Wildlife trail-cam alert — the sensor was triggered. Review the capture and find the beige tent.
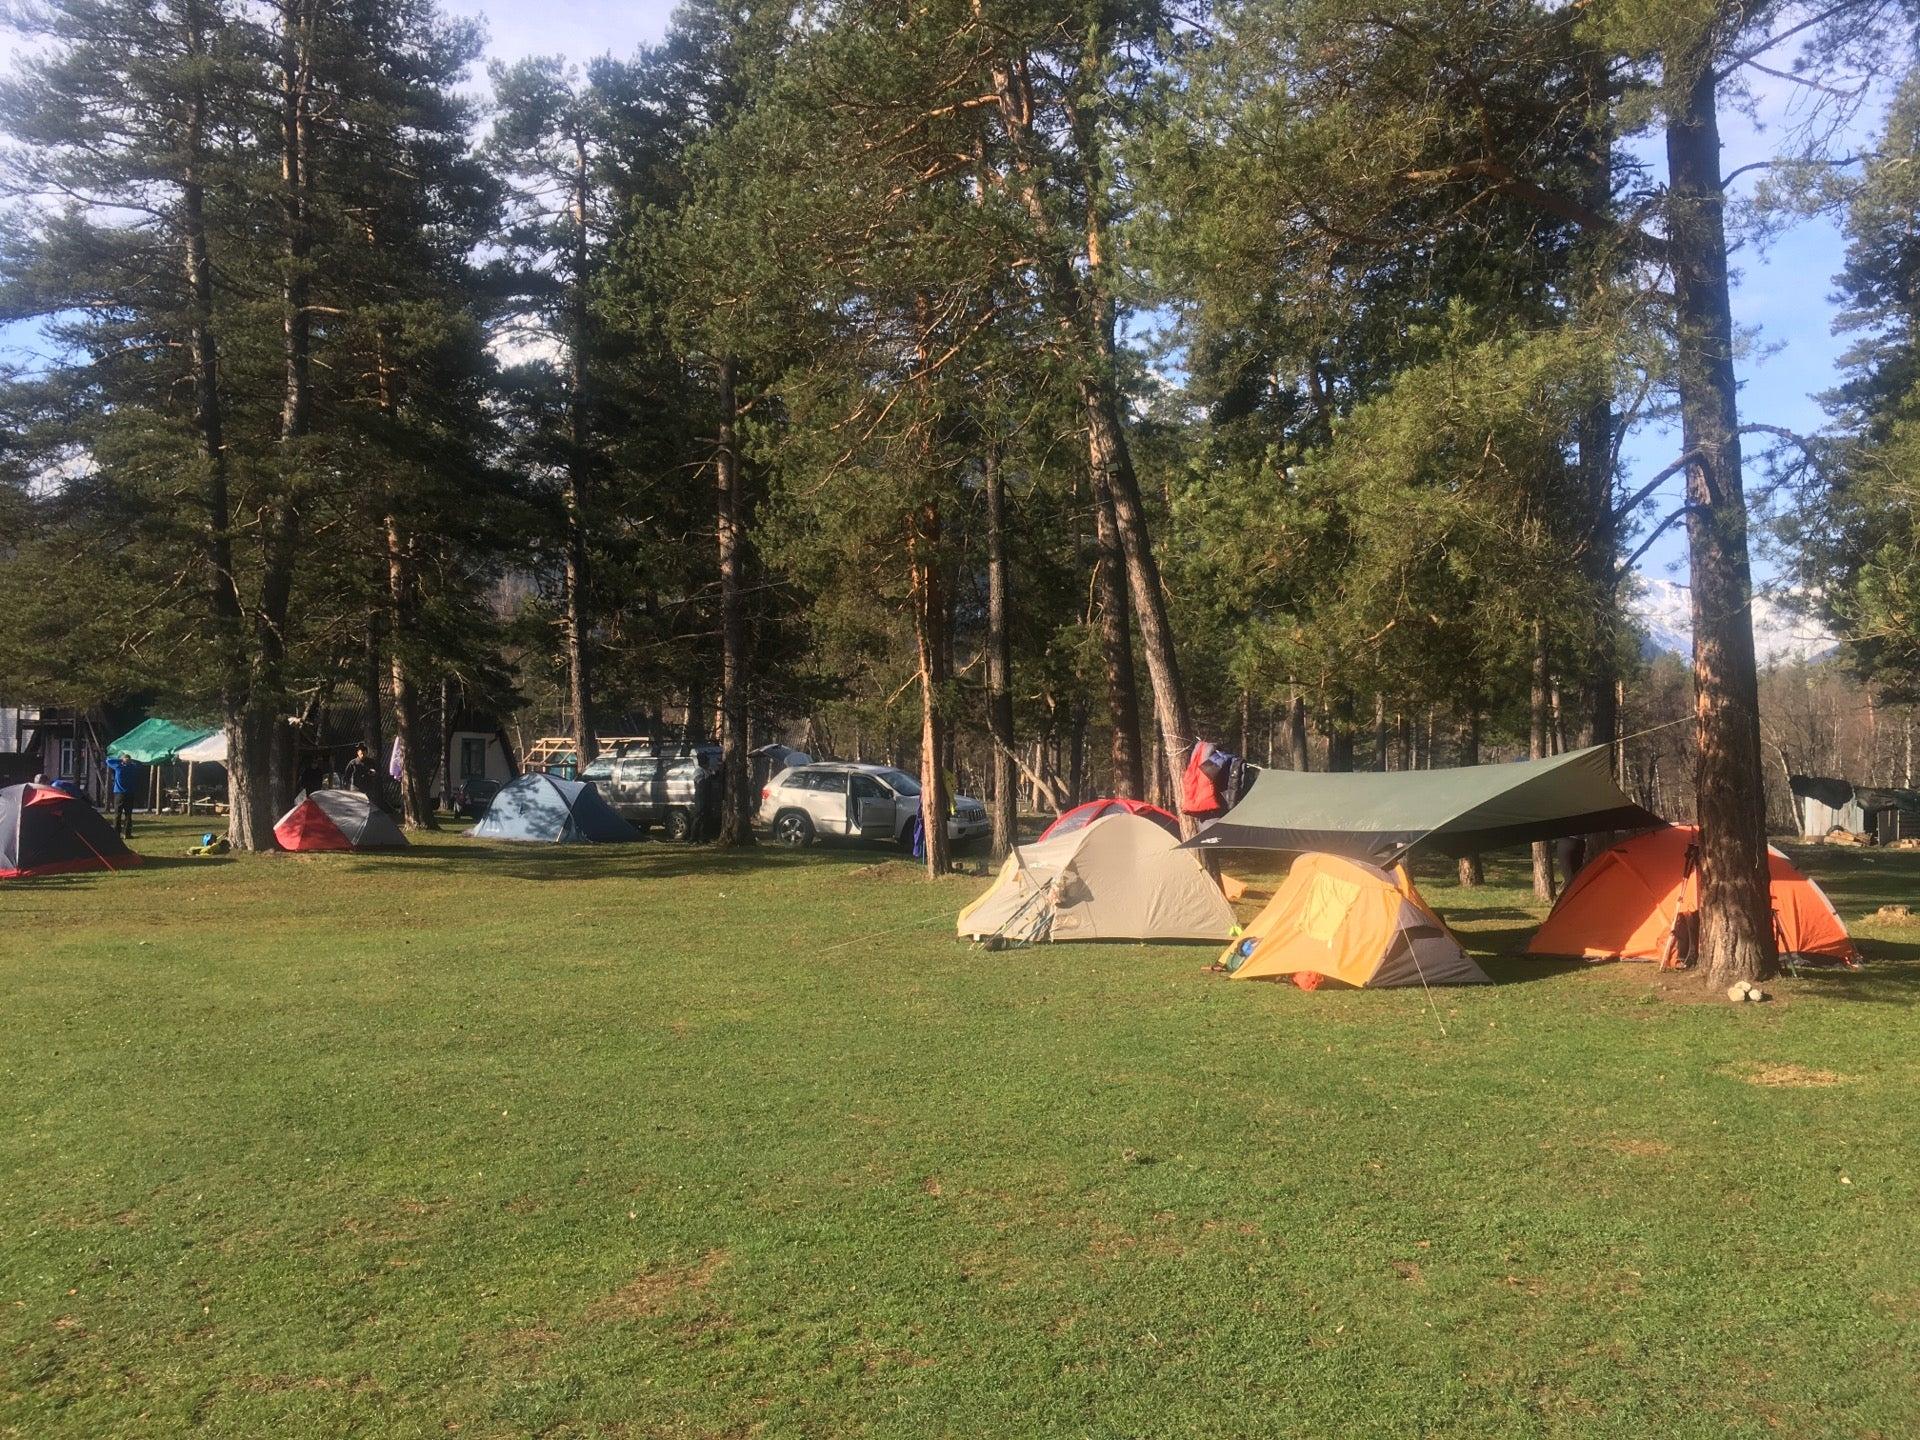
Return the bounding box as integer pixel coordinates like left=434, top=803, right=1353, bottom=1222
left=957, top=812, right=1236, bottom=945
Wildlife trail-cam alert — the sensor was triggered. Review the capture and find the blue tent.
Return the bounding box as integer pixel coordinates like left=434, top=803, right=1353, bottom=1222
left=467, top=772, right=639, bottom=844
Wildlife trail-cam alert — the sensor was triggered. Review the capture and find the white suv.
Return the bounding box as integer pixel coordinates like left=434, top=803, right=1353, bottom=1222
left=759, top=762, right=990, bottom=849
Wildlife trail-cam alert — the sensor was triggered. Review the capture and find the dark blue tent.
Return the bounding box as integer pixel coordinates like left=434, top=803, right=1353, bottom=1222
left=467, top=772, right=639, bottom=844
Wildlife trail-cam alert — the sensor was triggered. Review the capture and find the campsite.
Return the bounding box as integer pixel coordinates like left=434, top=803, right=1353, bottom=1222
left=7, top=0, right=1920, bottom=1432
left=4, top=818, right=1918, bottom=1437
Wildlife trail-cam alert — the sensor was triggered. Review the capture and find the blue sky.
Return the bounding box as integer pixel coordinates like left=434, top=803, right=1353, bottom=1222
left=439, top=0, right=675, bottom=76
left=1, top=2, right=1885, bottom=610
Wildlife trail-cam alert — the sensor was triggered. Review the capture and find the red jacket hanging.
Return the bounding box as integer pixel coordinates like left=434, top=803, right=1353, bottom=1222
left=1183, top=740, right=1225, bottom=817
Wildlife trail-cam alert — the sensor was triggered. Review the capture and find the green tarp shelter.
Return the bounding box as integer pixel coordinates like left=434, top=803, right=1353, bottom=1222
left=106, top=718, right=218, bottom=765
left=1187, top=744, right=1662, bottom=861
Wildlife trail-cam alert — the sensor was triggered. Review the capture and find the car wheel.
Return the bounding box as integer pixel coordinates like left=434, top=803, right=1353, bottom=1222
left=665, top=807, right=694, bottom=843
left=772, top=810, right=814, bottom=847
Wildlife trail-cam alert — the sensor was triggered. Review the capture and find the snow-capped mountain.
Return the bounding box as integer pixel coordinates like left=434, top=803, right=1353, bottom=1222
left=1627, top=578, right=1837, bottom=666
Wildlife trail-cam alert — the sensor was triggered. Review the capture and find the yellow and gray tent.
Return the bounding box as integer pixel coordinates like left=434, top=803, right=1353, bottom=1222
left=1223, top=852, right=1489, bottom=987
left=958, top=813, right=1235, bottom=945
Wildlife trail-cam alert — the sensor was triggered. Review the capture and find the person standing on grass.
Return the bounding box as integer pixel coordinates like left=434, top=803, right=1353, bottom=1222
left=105, top=752, right=136, bottom=839
left=342, top=743, right=377, bottom=802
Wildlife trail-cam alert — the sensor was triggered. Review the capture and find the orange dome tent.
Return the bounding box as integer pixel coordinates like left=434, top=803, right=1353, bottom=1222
left=1527, top=825, right=1857, bottom=966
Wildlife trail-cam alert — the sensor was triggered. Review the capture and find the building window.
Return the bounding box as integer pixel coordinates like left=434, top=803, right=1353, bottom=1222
left=460, top=737, right=487, bottom=778
left=54, top=738, right=76, bottom=778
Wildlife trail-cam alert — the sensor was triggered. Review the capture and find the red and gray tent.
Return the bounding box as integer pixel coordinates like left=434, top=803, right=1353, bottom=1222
left=1038, top=796, right=1179, bottom=842
left=0, top=783, right=141, bottom=879
left=274, top=789, right=409, bottom=852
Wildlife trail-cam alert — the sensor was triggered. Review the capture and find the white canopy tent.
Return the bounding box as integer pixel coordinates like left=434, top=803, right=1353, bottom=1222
left=178, top=732, right=228, bottom=764
left=178, top=730, right=228, bottom=814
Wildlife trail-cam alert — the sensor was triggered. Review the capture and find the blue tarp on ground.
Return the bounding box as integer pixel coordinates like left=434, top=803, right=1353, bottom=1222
left=467, top=772, right=639, bottom=844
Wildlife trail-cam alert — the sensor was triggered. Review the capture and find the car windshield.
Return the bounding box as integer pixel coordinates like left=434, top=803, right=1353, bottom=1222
left=875, top=769, right=920, bottom=796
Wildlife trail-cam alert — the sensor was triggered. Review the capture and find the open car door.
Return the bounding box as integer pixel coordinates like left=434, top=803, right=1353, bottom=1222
left=849, top=775, right=898, bottom=839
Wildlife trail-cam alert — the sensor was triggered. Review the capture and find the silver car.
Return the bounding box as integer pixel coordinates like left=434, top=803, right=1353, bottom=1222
left=579, top=744, right=719, bottom=841
left=759, top=762, right=990, bottom=849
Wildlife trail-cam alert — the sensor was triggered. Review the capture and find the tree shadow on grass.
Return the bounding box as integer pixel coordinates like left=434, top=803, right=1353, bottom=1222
left=1478, top=954, right=1591, bottom=985
left=1783, top=845, right=1920, bottom=912
left=132, top=854, right=235, bottom=872
left=1786, top=937, right=1920, bottom=1004
left=3, top=853, right=231, bottom=892
left=1446, top=918, right=1598, bottom=985
left=359, top=835, right=981, bottom=886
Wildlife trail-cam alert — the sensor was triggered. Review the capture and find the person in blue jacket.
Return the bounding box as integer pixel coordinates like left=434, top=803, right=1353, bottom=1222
left=105, top=752, right=138, bottom=838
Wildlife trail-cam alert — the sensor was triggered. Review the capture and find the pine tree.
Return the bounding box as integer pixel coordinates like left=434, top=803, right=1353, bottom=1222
left=1146, top=0, right=1910, bottom=986
left=1798, top=65, right=1920, bottom=699
left=487, top=56, right=672, bottom=771
left=0, top=0, right=510, bottom=844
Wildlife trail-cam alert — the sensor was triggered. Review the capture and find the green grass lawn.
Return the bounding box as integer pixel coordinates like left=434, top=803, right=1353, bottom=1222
left=4, top=818, right=1918, bottom=1439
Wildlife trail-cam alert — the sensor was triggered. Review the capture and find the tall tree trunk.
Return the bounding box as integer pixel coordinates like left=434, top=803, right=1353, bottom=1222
left=984, top=442, right=1018, bottom=860
left=1083, top=385, right=1197, bottom=831
left=439, top=676, right=454, bottom=795
left=1286, top=688, right=1309, bottom=770
left=364, top=627, right=385, bottom=773
left=179, top=5, right=249, bottom=844
left=1372, top=695, right=1389, bottom=770
left=1458, top=707, right=1484, bottom=886
left=1576, top=378, right=1617, bottom=864
left=1327, top=692, right=1356, bottom=772
left=564, top=132, right=596, bottom=773
left=1067, top=699, right=1088, bottom=808
left=1580, top=389, right=1619, bottom=765
left=1665, top=42, right=1776, bottom=985
left=368, top=300, right=438, bottom=830
left=1578, top=42, right=1620, bottom=775
left=385, top=517, right=436, bottom=827
left=1531, top=626, right=1556, bottom=901
left=977, top=26, right=1193, bottom=825
left=230, top=0, right=316, bottom=850
left=1089, top=470, right=1144, bottom=797
left=910, top=501, right=951, bottom=876
left=714, top=357, right=754, bottom=846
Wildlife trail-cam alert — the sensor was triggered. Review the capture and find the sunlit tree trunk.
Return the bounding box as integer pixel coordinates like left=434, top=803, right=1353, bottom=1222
left=1665, top=41, right=1775, bottom=985
left=564, top=131, right=596, bottom=773
left=984, top=441, right=1018, bottom=860
left=1458, top=707, right=1484, bottom=886
left=910, top=500, right=951, bottom=876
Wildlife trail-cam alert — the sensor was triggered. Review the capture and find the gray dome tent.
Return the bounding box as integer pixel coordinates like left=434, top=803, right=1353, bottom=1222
left=468, top=772, right=640, bottom=844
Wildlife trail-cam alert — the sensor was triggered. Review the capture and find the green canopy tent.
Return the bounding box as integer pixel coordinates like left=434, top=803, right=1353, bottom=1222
left=1186, top=745, right=1662, bottom=861
left=106, top=719, right=218, bottom=814
left=107, top=718, right=217, bottom=764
